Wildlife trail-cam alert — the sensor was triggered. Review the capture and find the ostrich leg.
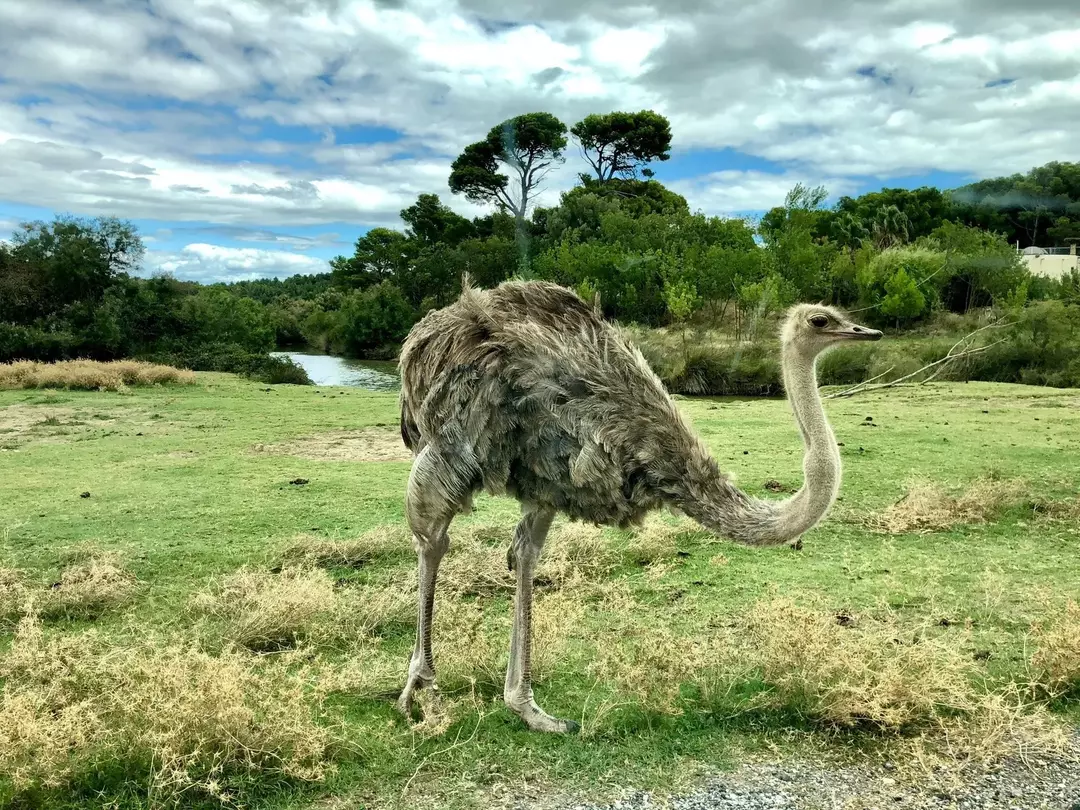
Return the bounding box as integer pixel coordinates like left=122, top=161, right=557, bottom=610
left=505, top=506, right=579, bottom=733
left=397, top=448, right=457, bottom=718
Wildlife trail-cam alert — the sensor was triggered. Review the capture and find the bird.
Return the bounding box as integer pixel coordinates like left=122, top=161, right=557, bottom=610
left=394, top=278, right=882, bottom=733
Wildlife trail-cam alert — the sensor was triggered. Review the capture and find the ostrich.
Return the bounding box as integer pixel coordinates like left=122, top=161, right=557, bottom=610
left=395, top=279, right=882, bottom=733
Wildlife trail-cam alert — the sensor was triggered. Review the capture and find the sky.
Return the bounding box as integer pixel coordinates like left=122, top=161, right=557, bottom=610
left=1, top=0, right=1078, bottom=284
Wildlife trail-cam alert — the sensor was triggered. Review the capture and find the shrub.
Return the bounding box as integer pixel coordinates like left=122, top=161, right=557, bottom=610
left=190, top=567, right=338, bottom=652
left=279, top=526, right=412, bottom=569
left=255, top=354, right=313, bottom=385
left=738, top=598, right=976, bottom=730
left=0, top=360, right=195, bottom=391
left=40, top=554, right=139, bottom=620
left=0, top=567, right=28, bottom=628
left=147, top=344, right=313, bottom=385
left=863, top=477, right=1031, bottom=535
left=190, top=566, right=412, bottom=651
left=1030, top=600, right=1080, bottom=698
left=0, top=615, right=334, bottom=801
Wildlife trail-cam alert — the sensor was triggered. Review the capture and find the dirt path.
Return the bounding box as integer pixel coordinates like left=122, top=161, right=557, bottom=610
left=549, top=739, right=1080, bottom=810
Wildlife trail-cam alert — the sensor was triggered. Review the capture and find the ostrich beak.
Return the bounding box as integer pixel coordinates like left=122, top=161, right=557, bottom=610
left=838, top=323, right=883, bottom=341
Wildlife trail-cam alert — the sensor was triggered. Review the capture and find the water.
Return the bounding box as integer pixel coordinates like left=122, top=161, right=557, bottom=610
left=272, top=352, right=400, bottom=391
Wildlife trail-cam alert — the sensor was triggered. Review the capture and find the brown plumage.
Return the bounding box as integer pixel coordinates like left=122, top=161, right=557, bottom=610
left=395, top=278, right=882, bottom=733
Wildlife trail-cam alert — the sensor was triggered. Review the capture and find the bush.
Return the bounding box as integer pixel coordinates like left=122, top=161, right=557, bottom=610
left=961, top=301, right=1080, bottom=388
left=665, top=342, right=782, bottom=396
left=255, top=354, right=312, bottom=385
left=0, top=360, right=196, bottom=391
left=0, top=324, right=78, bottom=363
left=1030, top=600, right=1080, bottom=698
left=148, top=344, right=312, bottom=385
left=0, top=614, right=334, bottom=801
left=739, top=598, right=977, bottom=730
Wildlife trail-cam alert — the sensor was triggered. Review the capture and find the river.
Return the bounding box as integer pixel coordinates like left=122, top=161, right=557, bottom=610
left=271, top=352, right=400, bottom=391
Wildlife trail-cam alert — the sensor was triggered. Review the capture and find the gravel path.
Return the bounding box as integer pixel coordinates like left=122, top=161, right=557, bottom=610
left=547, top=739, right=1080, bottom=810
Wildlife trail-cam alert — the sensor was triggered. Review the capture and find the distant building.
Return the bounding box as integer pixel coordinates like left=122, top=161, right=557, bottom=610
left=1019, top=242, right=1078, bottom=279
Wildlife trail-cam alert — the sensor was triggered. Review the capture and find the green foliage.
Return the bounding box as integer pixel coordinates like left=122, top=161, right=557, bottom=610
left=449, top=112, right=568, bottom=221
left=879, top=268, right=927, bottom=324
left=219, top=273, right=333, bottom=304
left=179, top=289, right=275, bottom=354
left=570, top=110, right=672, bottom=182
left=532, top=205, right=757, bottom=326
left=1, top=215, right=143, bottom=323
left=927, top=222, right=1029, bottom=312
left=950, top=160, right=1080, bottom=247
left=331, top=228, right=413, bottom=291
left=831, top=186, right=952, bottom=246
left=858, top=247, right=946, bottom=321
left=970, top=300, right=1080, bottom=388
left=400, top=193, right=476, bottom=247
left=663, top=279, right=699, bottom=324
left=337, top=282, right=417, bottom=355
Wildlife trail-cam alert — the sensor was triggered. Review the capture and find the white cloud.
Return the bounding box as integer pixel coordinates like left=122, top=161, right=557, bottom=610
left=670, top=171, right=860, bottom=217
left=143, top=244, right=330, bottom=283
left=0, top=0, right=1078, bottom=278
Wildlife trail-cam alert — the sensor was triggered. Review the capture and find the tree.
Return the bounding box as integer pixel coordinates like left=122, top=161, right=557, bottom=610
left=833, top=186, right=954, bottom=244
left=869, top=204, right=911, bottom=250
left=330, top=228, right=413, bottom=290
left=8, top=215, right=144, bottom=318
left=570, top=111, right=672, bottom=182
left=757, top=183, right=829, bottom=246
left=179, top=288, right=275, bottom=353
left=950, top=161, right=1080, bottom=247
left=879, top=267, right=926, bottom=326
left=448, top=112, right=568, bottom=226
left=337, top=281, right=417, bottom=354
left=399, top=193, right=475, bottom=248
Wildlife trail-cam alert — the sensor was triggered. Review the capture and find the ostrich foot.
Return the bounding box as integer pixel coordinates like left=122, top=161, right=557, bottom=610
left=396, top=668, right=440, bottom=720
left=506, top=691, right=580, bottom=734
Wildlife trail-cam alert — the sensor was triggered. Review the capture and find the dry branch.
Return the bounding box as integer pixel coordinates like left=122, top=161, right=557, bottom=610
left=824, top=318, right=1013, bottom=400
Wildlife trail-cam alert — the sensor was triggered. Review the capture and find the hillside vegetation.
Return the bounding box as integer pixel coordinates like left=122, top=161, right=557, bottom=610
left=3, top=110, right=1080, bottom=394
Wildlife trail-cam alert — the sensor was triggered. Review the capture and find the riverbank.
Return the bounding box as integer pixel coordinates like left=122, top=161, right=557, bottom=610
left=271, top=351, right=399, bottom=390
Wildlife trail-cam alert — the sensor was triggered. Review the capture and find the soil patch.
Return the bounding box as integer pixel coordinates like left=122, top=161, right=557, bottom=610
left=252, top=428, right=412, bottom=462
left=0, top=405, right=122, bottom=448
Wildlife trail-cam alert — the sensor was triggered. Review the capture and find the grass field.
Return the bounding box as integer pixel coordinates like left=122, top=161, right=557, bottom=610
left=1, top=374, right=1079, bottom=808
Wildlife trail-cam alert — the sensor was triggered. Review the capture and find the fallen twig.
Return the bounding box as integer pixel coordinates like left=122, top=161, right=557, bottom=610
left=824, top=318, right=1014, bottom=400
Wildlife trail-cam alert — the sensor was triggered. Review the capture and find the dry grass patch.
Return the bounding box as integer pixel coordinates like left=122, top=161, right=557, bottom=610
left=191, top=566, right=413, bottom=652
left=439, top=518, right=682, bottom=598
left=429, top=588, right=583, bottom=691
left=0, top=567, right=29, bottom=627
left=0, top=614, right=334, bottom=802
left=738, top=598, right=978, bottom=731
left=2, top=552, right=141, bottom=623
left=252, top=428, right=412, bottom=462
left=41, top=552, right=139, bottom=621
left=0, top=359, right=195, bottom=391
left=1030, top=599, right=1080, bottom=698
left=864, top=477, right=1031, bottom=534
left=191, top=566, right=339, bottom=651
left=279, top=525, right=412, bottom=569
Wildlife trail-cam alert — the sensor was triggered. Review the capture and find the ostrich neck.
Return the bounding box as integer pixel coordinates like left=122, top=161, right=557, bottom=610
left=678, top=340, right=841, bottom=546
left=776, top=344, right=841, bottom=537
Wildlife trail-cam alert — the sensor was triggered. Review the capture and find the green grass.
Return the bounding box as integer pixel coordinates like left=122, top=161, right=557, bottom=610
left=1, top=374, right=1079, bottom=808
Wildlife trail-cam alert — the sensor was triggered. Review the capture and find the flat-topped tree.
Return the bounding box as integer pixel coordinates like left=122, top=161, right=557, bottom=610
left=448, top=112, right=568, bottom=229
left=570, top=110, right=672, bottom=183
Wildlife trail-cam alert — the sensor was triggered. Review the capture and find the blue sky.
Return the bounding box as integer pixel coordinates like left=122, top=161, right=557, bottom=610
left=1, top=0, right=1077, bottom=282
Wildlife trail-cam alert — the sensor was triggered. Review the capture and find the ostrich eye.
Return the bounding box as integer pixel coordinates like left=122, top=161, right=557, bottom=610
left=809, top=314, right=830, bottom=328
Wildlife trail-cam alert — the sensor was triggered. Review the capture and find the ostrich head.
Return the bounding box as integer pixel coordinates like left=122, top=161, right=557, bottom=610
left=781, top=303, right=882, bottom=358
